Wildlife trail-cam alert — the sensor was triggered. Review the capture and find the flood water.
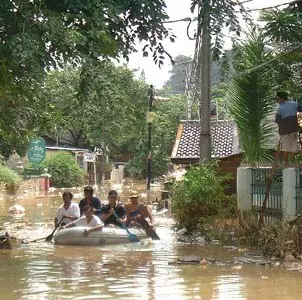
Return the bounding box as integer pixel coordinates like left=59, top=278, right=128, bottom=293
left=1, top=192, right=302, bottom=300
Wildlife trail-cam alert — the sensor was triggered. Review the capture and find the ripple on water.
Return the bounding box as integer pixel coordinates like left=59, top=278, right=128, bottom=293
left=3, top=207, right=302, bottom=300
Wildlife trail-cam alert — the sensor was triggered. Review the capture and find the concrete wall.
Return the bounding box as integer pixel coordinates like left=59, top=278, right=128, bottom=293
left=111, top=164, right=125, bottom=184
left=283, top=168, right=296, bottom=219
left=0, top=176, right=48, bottom=199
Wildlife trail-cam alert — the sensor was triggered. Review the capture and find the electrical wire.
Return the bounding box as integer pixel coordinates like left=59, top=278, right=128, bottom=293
left=163, top=17, right=192, bottom=24
left=246, top=1, right=296, bottom=12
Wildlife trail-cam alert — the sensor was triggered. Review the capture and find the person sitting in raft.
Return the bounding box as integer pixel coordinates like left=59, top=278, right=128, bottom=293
left=79, top=186, right=101, bottom=217
left=101, top=190, right=126, bottom=227
left=55, top=191, right=80, bottom=226
left=63, top=205, right=103, bottom=236
left=125, top=191, right=155, bottom=229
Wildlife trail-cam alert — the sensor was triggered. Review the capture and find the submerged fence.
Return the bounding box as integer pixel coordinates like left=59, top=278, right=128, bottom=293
left=238, top=167, right=301, bottom=225
left=251, top=168, right=283, bottom=223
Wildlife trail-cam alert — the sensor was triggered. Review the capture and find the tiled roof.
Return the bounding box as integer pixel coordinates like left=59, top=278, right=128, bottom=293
left=171, top=120, right=238, bottom=164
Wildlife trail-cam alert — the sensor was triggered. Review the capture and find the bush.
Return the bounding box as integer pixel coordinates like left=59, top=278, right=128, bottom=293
left=0, top=165, right=21, bottom=194
left=22, top=163, right=45, bottom=176
left=44, top=151, right=85, bottom=188
left=172, top=161, right=231, bottom=232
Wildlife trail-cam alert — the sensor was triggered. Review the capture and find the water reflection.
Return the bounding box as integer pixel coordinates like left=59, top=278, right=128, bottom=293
left=214, top=275, right=246, bottom=300
left=2, top=195, right=302, bottom=299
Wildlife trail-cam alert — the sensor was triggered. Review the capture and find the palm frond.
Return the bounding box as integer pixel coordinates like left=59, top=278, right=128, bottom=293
left=228, top=31, right=276, bottom=165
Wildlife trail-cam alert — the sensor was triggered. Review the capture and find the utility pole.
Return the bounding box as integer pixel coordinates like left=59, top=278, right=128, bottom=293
left=146, top=85, right=154, bottom=203
left=199, top=0, right=211, bottom=162
left=185, top=69, right=192, bottom=120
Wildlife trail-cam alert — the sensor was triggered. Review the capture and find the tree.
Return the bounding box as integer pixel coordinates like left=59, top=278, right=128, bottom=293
left=44, top=63, right=186, bottom=178
left=126, top=95, right=186, bottom=177
left=261, top=6, right=302, bottom=99
left=43, top=62, right=148, bottom=152
left=0, top=0, right=173, bottom=155
left=227, top=31, right=276, bottom=165
left=163, top=55, right=192, bottom=95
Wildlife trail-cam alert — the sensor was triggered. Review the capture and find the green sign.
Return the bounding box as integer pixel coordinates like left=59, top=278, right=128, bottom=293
left=27, top=137, right=46, bottom=164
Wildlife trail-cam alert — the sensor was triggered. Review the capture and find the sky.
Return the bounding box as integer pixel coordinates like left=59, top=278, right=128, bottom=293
left=126, top=0, right=290, bottom=88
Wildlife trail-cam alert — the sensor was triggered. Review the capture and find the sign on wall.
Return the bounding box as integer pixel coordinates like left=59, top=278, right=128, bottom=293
left=84, top=152, right=96, bottom=162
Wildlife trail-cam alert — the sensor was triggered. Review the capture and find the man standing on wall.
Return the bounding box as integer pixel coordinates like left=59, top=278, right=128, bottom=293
left=275, top=91, right=302, bottom=166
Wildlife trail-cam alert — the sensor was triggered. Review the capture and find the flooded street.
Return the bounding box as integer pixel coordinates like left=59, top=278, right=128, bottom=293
left=1, top=193, right=302, bottom=300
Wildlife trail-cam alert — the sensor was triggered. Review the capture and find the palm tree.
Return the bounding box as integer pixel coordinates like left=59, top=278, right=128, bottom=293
left=227, top=31, right=277, bottom=166
left=227, top=31, right=281, bottom=228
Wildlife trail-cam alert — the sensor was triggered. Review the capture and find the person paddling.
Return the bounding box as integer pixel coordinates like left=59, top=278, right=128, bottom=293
left=79, top=186, right=101, bottom=217
left=63, top=205, right=103, bottom=236
left=101, top=190, right=126, bottom=227
left=55, top=191, right=80, bottom=226
left=125, top=191, right=155, bottom=228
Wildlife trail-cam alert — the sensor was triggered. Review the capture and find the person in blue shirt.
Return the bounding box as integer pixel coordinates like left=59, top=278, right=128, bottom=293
left=79, top=186, right=101, bottom=217
left=101, top=190, right=126, bottom=227
left=275, top=91, right=302, bottom=165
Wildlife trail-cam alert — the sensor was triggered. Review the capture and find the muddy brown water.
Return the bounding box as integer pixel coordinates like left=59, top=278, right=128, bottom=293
left=1, top=192, right=302, bottom=300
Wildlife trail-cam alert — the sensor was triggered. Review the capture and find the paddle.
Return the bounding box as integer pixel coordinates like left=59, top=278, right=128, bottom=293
left=112, top=211, right=139, bottom=243
left=20, top=218, right=65, bottom=244
left=136, top=216, right=160, bottom=240
left=45, top=217, right=64, bottom=242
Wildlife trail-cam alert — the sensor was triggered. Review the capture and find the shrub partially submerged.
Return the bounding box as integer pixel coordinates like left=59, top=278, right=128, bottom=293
left=23, top=151, right=85, bottom=188
left=172, top=161, right=232, bottom=232
left=45, top=152, right=85, bottom=188
left=0, top=165, right=21, bottom=194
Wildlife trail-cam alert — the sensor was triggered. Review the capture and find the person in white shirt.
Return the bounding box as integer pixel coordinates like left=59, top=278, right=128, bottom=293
left=63, top=205, right=103, bottom=236
left=55, top=191, right=80, bottom=226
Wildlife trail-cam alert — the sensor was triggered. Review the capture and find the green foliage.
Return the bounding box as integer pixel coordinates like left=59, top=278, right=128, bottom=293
left=0, top=165, right=21, bottom=194
left=44, top=64, right=185, bottom=179
left=261, top=8, right=302, bottom=99
left=126, top=94, right=186, bottom=178
left=0, top=0, right=172, bottom=156
left=22, top=164, right=45, bottom=177
left=172, top=161, right=231, bottom=231
left=163, top=55, right=192, bottom=95
left=44, top=152, right=84, bottom=188
left=212, top=83, right=230, bottom=120
left=261, top=8, right=302, bottom=46
left=227, top=31, right=276, bottom=165
left=44, top=62, right=149, bottom=151
left=191, top=0, right=252, bottom=60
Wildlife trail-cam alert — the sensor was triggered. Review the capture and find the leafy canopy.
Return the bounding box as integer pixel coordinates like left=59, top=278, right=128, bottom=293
left=227, top=31, right=276, bottom=164
left=0, top=0, right=172, bottom=156
left=261, top=7, right=302, bottom=99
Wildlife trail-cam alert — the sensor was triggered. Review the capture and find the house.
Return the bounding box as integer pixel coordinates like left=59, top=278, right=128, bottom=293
left=171, top=120, right=242, bottom=194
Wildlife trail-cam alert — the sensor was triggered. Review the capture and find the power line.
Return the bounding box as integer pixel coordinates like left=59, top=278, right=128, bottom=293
left=163, top=17, right=192, bottom=24
left=246, top=1, right=295, bottom=12
left=188, top=43, right=302, bottom=91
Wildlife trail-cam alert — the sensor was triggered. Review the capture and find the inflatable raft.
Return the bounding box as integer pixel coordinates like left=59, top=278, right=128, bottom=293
left=54, top=226, right=147, bottom=246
